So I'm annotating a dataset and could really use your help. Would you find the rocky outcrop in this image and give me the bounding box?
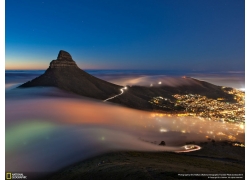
[159,141,166,146]
[57,50,73,61]
[49,50,78,68]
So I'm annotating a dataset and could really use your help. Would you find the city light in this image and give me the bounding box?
[159,128,167,132]
[149,88,245,125]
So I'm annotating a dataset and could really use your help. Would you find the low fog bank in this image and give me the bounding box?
[6,87,244,172]
[108,74,244,89]
[5,70,45,84]
[5,70,244,173]
[6,70,245,91]
[6,125,181,172]
[89,70,244,89]
[191,73,245,90]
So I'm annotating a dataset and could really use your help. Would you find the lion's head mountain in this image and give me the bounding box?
[19,50,235,111]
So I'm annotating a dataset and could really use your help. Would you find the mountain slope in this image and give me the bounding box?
[19,50,235,111]
[19,50,122,100]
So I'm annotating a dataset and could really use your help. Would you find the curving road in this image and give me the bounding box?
[103,87,127,102]
[175,145,201,153]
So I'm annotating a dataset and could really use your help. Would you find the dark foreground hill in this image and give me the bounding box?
[19,50,235,111]
[48,141,244,180]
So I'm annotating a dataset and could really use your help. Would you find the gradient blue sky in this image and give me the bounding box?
[5,0,245,70]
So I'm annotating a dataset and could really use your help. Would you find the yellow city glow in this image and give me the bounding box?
[240,124,244,129]
[160,128,167,132]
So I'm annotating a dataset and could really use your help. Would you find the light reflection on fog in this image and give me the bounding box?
[5,71,245,172]
[6,87,244,172]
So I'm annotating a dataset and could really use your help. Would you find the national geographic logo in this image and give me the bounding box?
[6,173,11,179]
[6,173,27,179]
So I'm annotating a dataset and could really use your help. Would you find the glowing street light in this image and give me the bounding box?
[160,128,167,132]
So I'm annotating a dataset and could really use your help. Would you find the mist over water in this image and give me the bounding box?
[86,70,245,89]
[6,69,245,89]
[5,70,245,173]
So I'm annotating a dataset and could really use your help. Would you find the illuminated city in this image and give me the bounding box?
[148,112,244,145]
[149,87,245,125]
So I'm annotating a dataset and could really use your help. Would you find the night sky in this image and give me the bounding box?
[5,0,245,71]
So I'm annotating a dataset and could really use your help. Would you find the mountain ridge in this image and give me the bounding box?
[19,50,235,111]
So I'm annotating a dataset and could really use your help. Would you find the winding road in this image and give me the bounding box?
[175,145,201,153]
[103,87,127,102]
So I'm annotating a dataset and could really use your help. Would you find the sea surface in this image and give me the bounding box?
[5,70,245,174]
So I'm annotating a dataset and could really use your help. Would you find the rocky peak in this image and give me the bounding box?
[57,50,73,61]
[49,50,78,68]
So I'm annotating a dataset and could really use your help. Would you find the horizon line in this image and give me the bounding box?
[5,69,245,73]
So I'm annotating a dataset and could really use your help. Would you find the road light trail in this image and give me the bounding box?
[103,87,127,102]
[175,145,201,153]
